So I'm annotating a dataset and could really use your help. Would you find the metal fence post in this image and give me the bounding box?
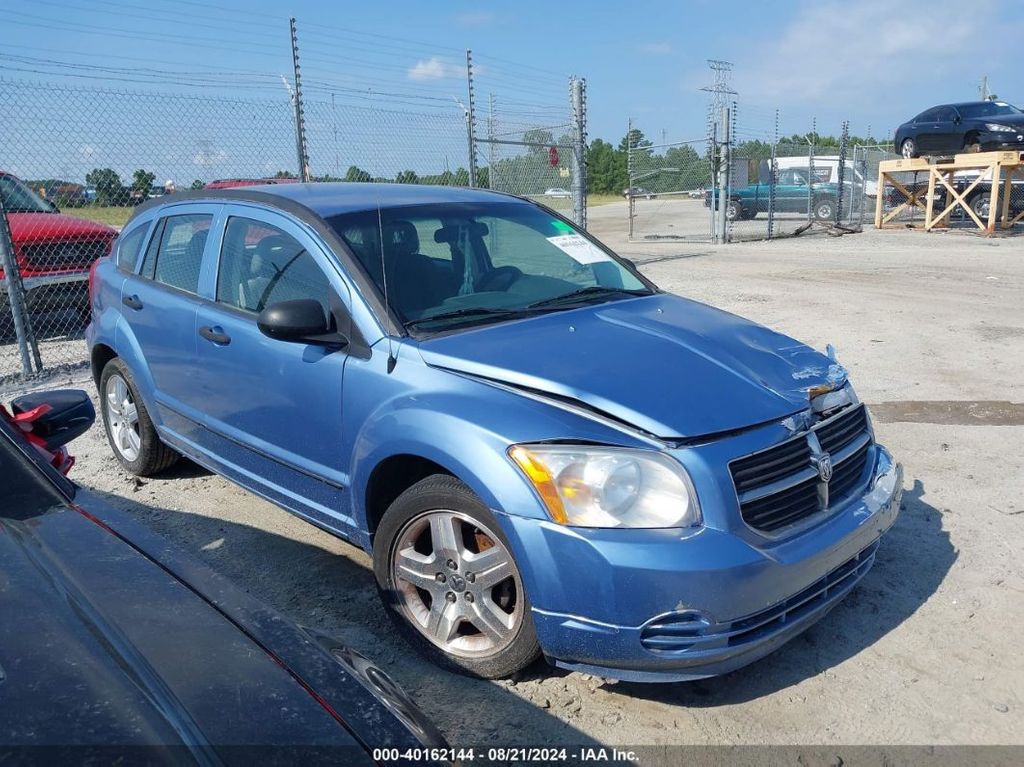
[570,76,587,228]
[807,118,816,222]
[288,17,310,182]
[767,108,779,240]
[0,197,40,378]
[465,49,478,187]
[836,120,849,225]
[627,118,635,240]
[716,106,730,244]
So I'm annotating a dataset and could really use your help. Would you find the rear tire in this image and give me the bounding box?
[373,474,541,679]
[813,197,836,221]
[900,139,917,159]
[99,358,179,476]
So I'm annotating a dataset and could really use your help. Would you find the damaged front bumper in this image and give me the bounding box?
[497,446,902,683]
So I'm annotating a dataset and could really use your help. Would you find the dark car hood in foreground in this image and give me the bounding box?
[0,427,444,760]
[420,293,842,439]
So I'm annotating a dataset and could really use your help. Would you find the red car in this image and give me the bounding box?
[204,177,300,189]
[1,171,117,327]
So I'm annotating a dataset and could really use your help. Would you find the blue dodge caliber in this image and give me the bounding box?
[87,184,902,682]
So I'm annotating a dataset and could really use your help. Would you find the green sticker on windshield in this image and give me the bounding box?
[551,219,574,233]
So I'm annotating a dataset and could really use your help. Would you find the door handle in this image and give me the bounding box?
[198,325,231,345]
[122,294,143,311]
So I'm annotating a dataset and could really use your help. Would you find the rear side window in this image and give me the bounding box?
[935,107,958,122]
[216,216,330,315]
[114,224,148,272]
[916,108,939,122]
[147,214,212,294]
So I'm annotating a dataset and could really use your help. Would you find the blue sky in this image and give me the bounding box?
[1,0,1021,180]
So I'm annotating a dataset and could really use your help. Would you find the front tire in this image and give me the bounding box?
[373,475,541,679]
[99,358,179,476]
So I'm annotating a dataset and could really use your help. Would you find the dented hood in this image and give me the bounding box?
[419,293,842,439]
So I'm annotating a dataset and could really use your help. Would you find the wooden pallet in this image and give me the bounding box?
[874,150,1024,233]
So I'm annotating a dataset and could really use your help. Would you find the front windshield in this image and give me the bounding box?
[0,175,54,214]
[960,102,1022,119]
[327,201,650,331]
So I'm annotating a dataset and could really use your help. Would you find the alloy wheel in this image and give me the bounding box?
[390,510,522,657]
[105,373,141,462]
[901,140,916,159]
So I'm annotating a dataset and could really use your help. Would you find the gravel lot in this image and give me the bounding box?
[8,206,1024,753]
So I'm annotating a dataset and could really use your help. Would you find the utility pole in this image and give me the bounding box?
[465,49,478,187]
[979,75,989,101]
[289,17,310,182]
[570,76,587,229]
[702,60,736,244]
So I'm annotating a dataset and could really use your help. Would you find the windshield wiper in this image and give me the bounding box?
[404,306,527,330]
[526,286,650,310]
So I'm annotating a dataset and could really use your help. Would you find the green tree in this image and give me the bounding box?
[395,169,419,185]
[344,165,372,183]
[273,170,297,179]
[85,168,123,206]
[132,169,156,196]
[190,179,205,190]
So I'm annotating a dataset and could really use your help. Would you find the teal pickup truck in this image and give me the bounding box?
[705,167,841,221]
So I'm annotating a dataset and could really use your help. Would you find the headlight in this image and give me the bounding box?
[985,123,1015,132]
[508,444,701,528]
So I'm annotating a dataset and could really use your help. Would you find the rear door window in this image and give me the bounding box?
[114,223,149,272]
[146,214,212,294]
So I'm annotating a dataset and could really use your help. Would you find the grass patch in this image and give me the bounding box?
[587,194,624,207]
[62,206,133,229]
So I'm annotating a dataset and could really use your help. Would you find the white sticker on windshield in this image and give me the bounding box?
[546,234,612,265]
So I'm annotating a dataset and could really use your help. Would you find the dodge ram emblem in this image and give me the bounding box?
[816,453,833,483]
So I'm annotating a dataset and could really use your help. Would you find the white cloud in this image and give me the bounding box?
[408,56,461,81]
[455,10,496,26]
[736,0,1001,107]
[640,42,672,55]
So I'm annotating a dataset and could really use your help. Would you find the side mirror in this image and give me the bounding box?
[257,298,346,346]
[10,389,95,450]
[622,257,637,269]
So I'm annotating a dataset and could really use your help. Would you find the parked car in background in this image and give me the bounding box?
[0,171,116,331]
[623,186,655,199]
[542,187,571,198]
[88,183,901,683]
[705,167,843,221]
[204,177,301,189]
[894,101,1024,159]
[0,388,447,761]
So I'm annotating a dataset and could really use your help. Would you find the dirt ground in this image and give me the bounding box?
[17,207,1024,751]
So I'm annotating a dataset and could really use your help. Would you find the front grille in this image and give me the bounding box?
[827,439,871,501]
[726,540,878,646]
[730,436,811,494]
[730,404,873,534]
[21,240,109,272]
[815,404,868,454]
[639,540,879,654]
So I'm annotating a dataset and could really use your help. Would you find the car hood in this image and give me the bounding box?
[5,211,116,244]
[419,293,843,439]
[0,479,443,755]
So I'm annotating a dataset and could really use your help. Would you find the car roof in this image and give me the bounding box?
[138,182,525,218]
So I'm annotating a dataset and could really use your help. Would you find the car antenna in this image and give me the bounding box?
[375,194,397,373]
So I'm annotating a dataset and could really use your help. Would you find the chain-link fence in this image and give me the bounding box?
[0,74,586,391]
[626,138,712,242]
[478,78,586,224]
